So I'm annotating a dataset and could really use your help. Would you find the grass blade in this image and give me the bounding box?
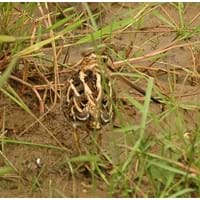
[0,166,14,176]
[168,188,195,198]
[76,16,136,44]
[46,13,76,32]
[177,3,185,30]
[122,77,154,172]
[68,155,99,163]
[0,57,18,87]
[0,35,16,43]
[82,2,98,31]
[0,85,31,114]
[0,138,66,151]
[15,35,60,57]
[153,10,176,28]
[148,160,195,177]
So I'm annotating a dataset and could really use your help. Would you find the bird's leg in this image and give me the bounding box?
[97,132,102,146]
[96,131,102,154]
[73,125,81,154]
[82,131,90,145]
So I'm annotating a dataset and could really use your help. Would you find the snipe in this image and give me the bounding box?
[62,51,115,152]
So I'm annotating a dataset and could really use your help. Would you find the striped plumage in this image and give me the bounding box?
[62,52,115,130]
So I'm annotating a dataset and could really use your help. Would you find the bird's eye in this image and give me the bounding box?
[85,70,92,76]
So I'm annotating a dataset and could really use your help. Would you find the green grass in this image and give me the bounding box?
[1,2,200,197]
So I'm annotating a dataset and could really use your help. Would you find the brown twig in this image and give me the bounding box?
[45,3,61,107]
[34,64,61,99]
[160,5,178,28]
[113,40,200,68]
[10,75,64,90]
[10,75,32,88]
[112,73,162,104]
[38,3,60,109]
[189,11,200,26]
[109,39,200,104]
[32,87,45,113]
[10,74,64,114]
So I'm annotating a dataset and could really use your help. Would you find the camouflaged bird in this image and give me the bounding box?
[62,51,115,130]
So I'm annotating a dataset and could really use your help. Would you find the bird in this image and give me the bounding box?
[62,51,115,152]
